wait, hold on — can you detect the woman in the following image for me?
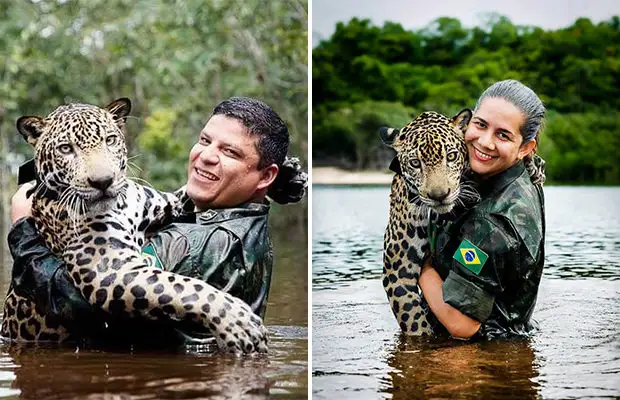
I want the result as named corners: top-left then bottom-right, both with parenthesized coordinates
top-left (419, 79), bottom-right (546, 339)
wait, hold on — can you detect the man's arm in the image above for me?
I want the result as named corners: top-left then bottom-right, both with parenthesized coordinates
top-left (8, 217), bottom-right (96, 326)
top-left (8, 184), bottom-right (95, 325)
top-left (419, 258), bottom-right (481, 339)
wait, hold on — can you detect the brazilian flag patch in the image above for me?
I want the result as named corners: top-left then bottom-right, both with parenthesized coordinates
top-left (142, 243), bottom-right (163, 270)
top-left (453, 239), bottom-right (488, 275)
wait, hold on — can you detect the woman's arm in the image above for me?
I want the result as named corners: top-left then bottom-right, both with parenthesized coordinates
top-left (419, 258), bottom-right (481, 339)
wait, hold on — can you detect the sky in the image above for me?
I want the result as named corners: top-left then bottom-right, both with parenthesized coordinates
top-left (311, 0), bottom-right (620, 45)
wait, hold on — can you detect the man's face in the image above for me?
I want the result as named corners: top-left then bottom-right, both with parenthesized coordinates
top-left (186, 114), bottom-right (266, 209)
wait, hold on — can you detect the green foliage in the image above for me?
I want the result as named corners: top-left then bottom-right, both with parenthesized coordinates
top-left (0, 0), bottom-right (307, 189)
top-left (138, 110), bottom-right (183, 159)
top-left (540, 111), bottom-right (620, 184)
top-left (135, 109), bottom-right (187, 191)
top-left (0, 0), bottom-right (308, 256)
top-left (314, 101), bottom-right (414, 169)
top-left (313, 15), bottom-right (620, 184)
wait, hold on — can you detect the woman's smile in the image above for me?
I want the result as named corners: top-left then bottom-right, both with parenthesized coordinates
top-left (472, 146), bottom-right (497, 162)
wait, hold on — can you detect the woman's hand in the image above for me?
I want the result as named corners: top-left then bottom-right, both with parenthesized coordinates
top-left (419, 258), bottom-right (481, 339)
top-left (11, 183), bottom-right (35, 223)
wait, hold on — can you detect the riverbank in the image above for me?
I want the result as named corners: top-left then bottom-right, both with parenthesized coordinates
top-left (312, 167), bottom-right (392, 185)
top-left (311, 167), bottom-right (616, 186)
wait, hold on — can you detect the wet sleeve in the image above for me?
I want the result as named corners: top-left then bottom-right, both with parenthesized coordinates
top-left (7, 218), bottom-right (94, 323)
top-left (441, 216), bottom-right (517, 322)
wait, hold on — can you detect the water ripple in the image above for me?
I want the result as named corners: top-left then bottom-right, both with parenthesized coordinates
top-left (313, 186), bottom-right (620, 288)
top-left (313, 186), bottom-right (620, 399)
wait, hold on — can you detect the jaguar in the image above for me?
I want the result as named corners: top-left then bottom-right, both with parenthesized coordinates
top-left (1, 98), bottom-right (268, 354)
top-left (380, 109), bottom-right (545, 335)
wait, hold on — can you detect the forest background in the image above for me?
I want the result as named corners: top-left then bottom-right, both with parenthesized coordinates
top-left (313, 14), bottom-right (620, 183)
top-left (0, 0), bottom-right (308, 265)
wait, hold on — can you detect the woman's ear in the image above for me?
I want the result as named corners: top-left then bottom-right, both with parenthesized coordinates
top-left (518, 140), bottom-right (537, 160)
top-left (257, 164), bottom-right (279, 191)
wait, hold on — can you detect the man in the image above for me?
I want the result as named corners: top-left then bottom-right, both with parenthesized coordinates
top-left (8, 97), bottom-right (307, 345)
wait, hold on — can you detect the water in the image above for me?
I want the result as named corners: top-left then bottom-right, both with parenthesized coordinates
top-left (0, 223), bottom-right (308, 399)
top-left (312, 185), bottom-right (620, 399)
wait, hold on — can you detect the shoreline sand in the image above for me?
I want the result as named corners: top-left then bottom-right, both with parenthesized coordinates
top-left (312, 167), bottom-right (392, 185)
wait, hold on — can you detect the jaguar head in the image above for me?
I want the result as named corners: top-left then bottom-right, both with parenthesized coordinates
top-left (380, 109), bottom-right (472, 214)
top-left (16, 98), bottom-right (132, 212)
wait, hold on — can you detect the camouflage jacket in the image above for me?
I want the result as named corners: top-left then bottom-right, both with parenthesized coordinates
top-left (7, 202), bottom-right (273, 346)
top-left (433, 161), bottom-right (546, 339)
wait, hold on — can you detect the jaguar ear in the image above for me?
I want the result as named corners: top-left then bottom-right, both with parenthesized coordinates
top-left (379, 126), bottom-right (400, 147)
top-left (16, 116), bottom-right (46, 146)
top-left (451, 108), bottom-right (472, 133)
top-left (104, 98), bottom-right (132, 128)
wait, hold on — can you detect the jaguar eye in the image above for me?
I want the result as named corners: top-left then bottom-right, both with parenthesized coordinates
top-left (106, 135), bottom-right (118, 146)
top-left (57, 144), bottom-right (73, 155)
top-left (446, 151), bottom-right (458, 162)
top-left (410, 159), bottom-right (421, 169)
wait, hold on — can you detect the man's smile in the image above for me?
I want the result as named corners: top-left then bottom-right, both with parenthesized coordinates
top-left (194, 167), bottom-right (220, 181)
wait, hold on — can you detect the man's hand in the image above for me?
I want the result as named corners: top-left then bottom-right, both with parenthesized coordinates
top-left (11, 182), bottom-right (35, 223)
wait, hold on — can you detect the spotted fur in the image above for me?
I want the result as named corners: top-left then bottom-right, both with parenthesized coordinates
top-left (380, 110), bottom-right (476, 335)
top-left (1, 99), bottom-right (268, 354)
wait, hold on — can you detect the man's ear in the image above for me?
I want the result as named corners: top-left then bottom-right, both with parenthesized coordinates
top-left (518, 140), bottom-right (537, 160)
top-left (451, 108), bottom-right (472, 134)
top-left (104, 98), bottom-right (132, 129)
top-left (16, 116), bottom-right (46, 146)
top-left (257, 164), bottom-right (279, 191)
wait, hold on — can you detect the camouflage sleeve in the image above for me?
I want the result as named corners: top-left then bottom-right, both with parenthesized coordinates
top-left (441, 215), bottom-right (519, 322)
top-left (187, 226), bottom-right (270, 318)
top-left (144, 224), bottom-right (264, 315)
top-left (143, 226), bottom-right (192, 272)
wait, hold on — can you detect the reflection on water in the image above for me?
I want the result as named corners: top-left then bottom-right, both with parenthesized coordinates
top-left (2, 344), bottom-right (274, 399)
top-left (312, 186), bottom-right (620, 399)
top-left (0, 222), bottom-right (308, 399)
top-left (386, 338), bottom-right (539, 400)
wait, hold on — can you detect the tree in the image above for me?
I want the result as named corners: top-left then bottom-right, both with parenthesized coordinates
top-left (313, 14), bottom-right (620, 184)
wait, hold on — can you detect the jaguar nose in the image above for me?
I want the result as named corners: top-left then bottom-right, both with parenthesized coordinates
top-left (428, 189), bottom-right (450, 202)
top-left (88, 176), bottom-right (114, 191)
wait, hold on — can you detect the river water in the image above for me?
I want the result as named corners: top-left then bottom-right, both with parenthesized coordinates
top-left (0, 219), bottom-right (308, 399)
top-left (313, 185), bottom-right (620, 399)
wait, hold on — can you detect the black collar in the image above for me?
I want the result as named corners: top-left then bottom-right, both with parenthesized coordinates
top-left (388, 156), bottom-right (402, 175)
top-left (197, 202), bottom-right (270, 224)
top-left (477, 161), bottom-right (526, 198)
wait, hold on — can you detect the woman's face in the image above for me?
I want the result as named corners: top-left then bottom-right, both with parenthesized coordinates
top-left (464, 97), bottom-right (535, 179)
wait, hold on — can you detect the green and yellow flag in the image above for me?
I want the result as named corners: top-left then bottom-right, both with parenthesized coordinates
top-left (453, 239), bottom-right (488, 275)
top-left (142, 243), bottom-right (163, 270)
